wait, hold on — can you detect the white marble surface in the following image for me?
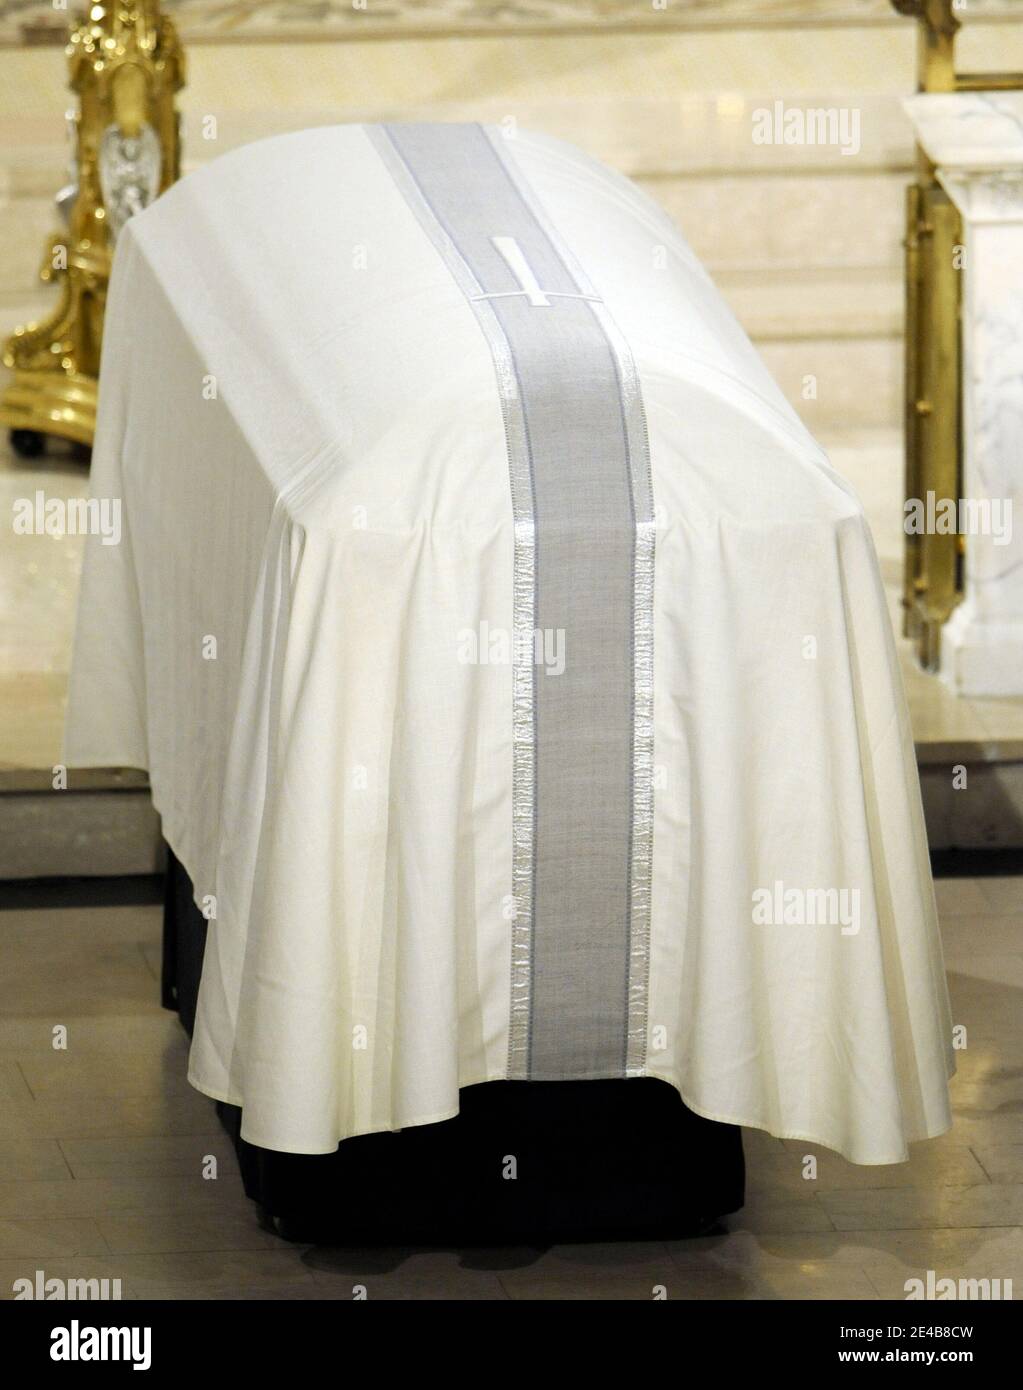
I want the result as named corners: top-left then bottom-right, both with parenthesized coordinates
top-left (904, 93), bottom-right (1023, 173)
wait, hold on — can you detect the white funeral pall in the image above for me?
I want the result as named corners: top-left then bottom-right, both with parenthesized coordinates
top-left (66, 123), bottom-right (955, 1162)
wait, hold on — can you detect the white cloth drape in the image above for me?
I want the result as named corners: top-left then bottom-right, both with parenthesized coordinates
top-left (66, 124), bottom-right (954, 1162)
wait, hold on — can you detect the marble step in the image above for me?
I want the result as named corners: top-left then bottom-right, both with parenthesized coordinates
top-left (0, 261), bottom-right (902, 433)
top-left (6, 12), bottom-right (1023, 115)
top-left (723, 266), bottom-right (903, 431)
top-left (3, 7), bottom-right (1021, 187)
top-left (5, 755), bottom-right (1023, 878)
top-left (0, 169), bottom-right (909, 306)
top-left (659, 172), bottom-right (905, 272)
top-left (717, 265), bottom-right (901, 340)
top-left (0, 266), bottom-right (903, 345)
top-left (0, 88), bottom-right (930, 186)
top-left (1, 272), bottom-right (900, 344)
top-left (1, 92), bottom-right (923, 203)
top-left (761, 336), bottom-right (900, 430)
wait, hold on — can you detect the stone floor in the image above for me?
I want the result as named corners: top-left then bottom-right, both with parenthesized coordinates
top-left (0, 876), bottom-right (1019, 1300)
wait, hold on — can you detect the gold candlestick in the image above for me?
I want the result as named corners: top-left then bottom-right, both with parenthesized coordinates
top-left (1, 0), bottom-right (184, 456)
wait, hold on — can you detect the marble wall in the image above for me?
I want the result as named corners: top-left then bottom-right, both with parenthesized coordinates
top-left (0, 0), bottom-right (1019, 46)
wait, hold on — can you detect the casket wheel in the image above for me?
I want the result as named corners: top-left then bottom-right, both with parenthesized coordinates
top-left (10, 429), bottom-right (44, 459)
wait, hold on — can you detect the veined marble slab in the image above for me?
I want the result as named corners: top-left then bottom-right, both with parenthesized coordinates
top-left (904, 93), bottom-right (1023, 174)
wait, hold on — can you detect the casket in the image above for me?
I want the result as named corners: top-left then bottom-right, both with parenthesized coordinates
top-left (163, 847), bottom-right (744, 1243)
top-left (66, 124), bottom-right (954, 1224)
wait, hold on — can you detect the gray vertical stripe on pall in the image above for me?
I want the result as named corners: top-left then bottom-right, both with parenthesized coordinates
top-left (374, 122), bottom-right (648, 1078)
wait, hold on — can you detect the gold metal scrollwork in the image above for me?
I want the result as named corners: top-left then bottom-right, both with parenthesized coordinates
top-left (0, 1), bottom-right (184, 455)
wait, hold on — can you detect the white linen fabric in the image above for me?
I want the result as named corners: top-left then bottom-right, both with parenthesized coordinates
top-left (65, 123), bottom-right (954, 1162)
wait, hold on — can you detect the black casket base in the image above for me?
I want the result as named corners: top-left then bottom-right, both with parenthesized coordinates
top-left (163, 847), bottom-right (744, 1246)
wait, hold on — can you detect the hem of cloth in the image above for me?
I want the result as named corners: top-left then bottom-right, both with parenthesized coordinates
top-left (186, 1064), bottom-right (954, 1166)
top-left (186, 1068), bottom-right (511, 1155)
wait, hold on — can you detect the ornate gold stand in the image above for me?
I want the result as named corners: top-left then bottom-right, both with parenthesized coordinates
top-left (0, 1), bottom-right (184, 456)
top-left (893, 1), bottom-right (1022, 670)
